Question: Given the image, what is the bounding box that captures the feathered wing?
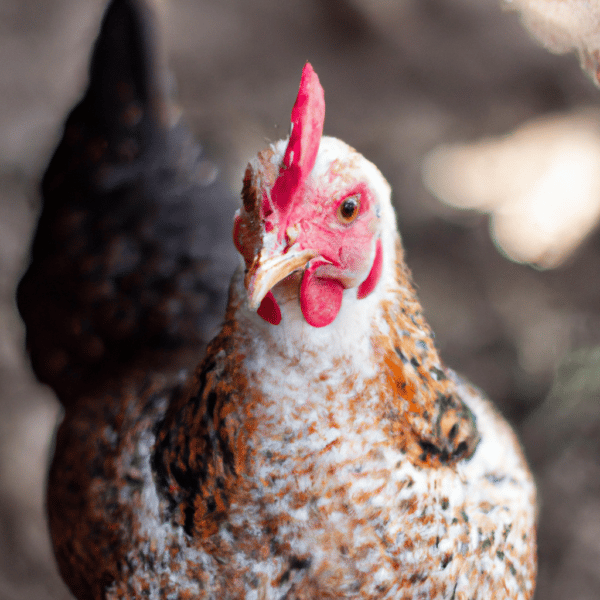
[17,0,237,406]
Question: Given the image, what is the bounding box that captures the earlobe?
[233,213,244,255]
[357,239,383,300]
[233,214,249,263]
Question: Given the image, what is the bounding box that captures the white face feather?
[239,135,399,356]
[263,136,393,218]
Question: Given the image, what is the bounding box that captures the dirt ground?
[1,1,600,598]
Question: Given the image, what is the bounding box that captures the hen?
[17,0,537,599]
[17,0,237,406]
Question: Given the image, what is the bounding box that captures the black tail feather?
[17,0,237,405]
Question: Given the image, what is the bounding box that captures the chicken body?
[19,1,537,599]
[47,135,536,599]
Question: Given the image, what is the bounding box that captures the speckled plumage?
[18,1,537,599]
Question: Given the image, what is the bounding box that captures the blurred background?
[2,0,600,598]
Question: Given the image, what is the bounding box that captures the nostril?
[286,225,299,245]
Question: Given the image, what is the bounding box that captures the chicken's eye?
[337,194,361,224]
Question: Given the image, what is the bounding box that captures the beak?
[246,246,318,310]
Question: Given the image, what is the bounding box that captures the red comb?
[270,63,325,214]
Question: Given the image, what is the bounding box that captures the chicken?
[17,0,237,406]
[17,1,537,599]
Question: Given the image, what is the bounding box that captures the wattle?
[257,291,282,325]
[300,268,344,328]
